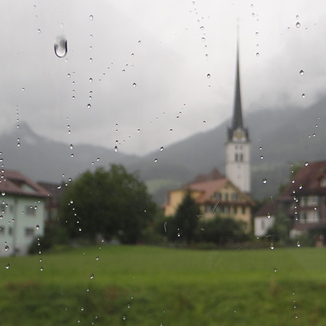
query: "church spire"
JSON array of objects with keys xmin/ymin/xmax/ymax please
[
  {"xmin": 227, "ymin": 39, "xmax": 249, "ymax": 141},
  {"xmin": 232, "ymin": 43, "xmax": 243, "ymax": 130}
]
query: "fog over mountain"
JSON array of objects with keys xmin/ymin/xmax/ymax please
[{"xmin": 1, "ymin": 97, "xmax": 325, "ymax": 204}]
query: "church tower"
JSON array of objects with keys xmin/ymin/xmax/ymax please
[{"xmin": 225, "ymin": 44, "xmax": 251, "ymax": 193}]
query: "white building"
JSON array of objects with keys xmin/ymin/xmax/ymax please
[{"xmin": 0, "ymin": 170, "xmax": 49, "ymax": 256}]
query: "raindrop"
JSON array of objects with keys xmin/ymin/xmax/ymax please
[
  {"xmin": 294, "ymin": 314, "xmax": 298, "ymax": 319},
  {"xmin": 267, "ymin": 212, "xmax": 271, "ymax": 219},
  {"xmin": 70, "ymin": 144, "xmax": 73, "ymax": 150},
  {"xmin": 90, "ymin": 273, "xmax": 94, "ymax": 279},
  {"xmin": 160, "ymin": 146, "xmax": 164, "ymax": 151},
  {"xmin": 137, "ymin": 128, "xmax": 140, "ymax": 132},
  {"xmin": 201, "ymin": 37, "xmax": 206, "ymax": 42},
  {"xmin": 36, "ymin": 225, "xmax": 40, "ymax": 229},
  {"xmin": 87, "ymin": 104, "xmax": 91, "ymax": 109},
  {"xmin": 5, "ymin": 263, "xmax": 10, "ymax": 270},
  {"xmin": 131, "ymin": 52, "xmax": 134, "ymax": 56},
  {"xmin": 89, "ymin": 58, "xmax": 93, "ymax": 63},
  {"xmin": 89, "ymin": 78, "xmax": 93, "ymax": 83},
  {"xmin": 256, "ymin": 52, "xmax": 259, "ymax": 57},
  {"xmin": 255, "ymin": 31, "xmax": 259, "ymax": 36},
  {"xmin": 114, "ymin": 146, "xmax": 118, "ymax": 152},
  {"xmin": 37, "ymin": 29, "xmax": 41, "ymax": 34},
  {"xmin": 89, "ymin": 15, "xmax": 94, "ymax": 21},
  {"xmin": 296, "ymin": 241, "xmax": 301, "ymax": 248},
  {"xmin": 81, "ymin": 307, "xmax": 84, "ymax": 311},
  {"xmin": 96, "ymin": 158, "xmax": 100, "ymax": 162},
  {"xmin": 177, "ymin": 233, "xmax": 181, "ymax": 238},
  {"xmin": 262, "ymin": 178, "xmax": 267, "ymax": 184},
  {"xmin": 270, "ymin": 243, "xmax": 274, "ymax": 250},
  {"xmin": 206, "ymin": 73, "xmax": 211, "ymax": 78},
  {"xmin": 273, "ymin": 268, "xmax": 277, "ymax": 272},
  {"xmin": 138, "ymin": 40, "xmax": 141, "ymax": 44},
  {"xmin": 260, "ymin": 155, "xmax": 264, "ymax": 160},
  {"xmin": 70, "ymin": 154, "xmax": 74, "ymax": 158},
  {"xmin": 295, "ymin": 22, "xmax": 301, "ymax": 28},
  {"xmin": 122, "ymin": 316, "xmax": 126, "ymax": 321},
  {"xmin": 299, "ymin": 70, "xmax": 304, "ymax": 76},
  {"xmin": 304, "ymin": 161, "xmax": 309, "ymax": 166},
  {"xmin": 200, "ymin": 26, "xmax": 205, "ymax": 30},
  {"xmin": 1, "ymin": 192, "xmax": 5, "ymax": 196},
  {"xmin": 169, "ymin": 129, "xmax": 173, "ymax": 132},
  {"xmin": 40, "ymin": 267, "xmax": 44, "ymax": 271},
  {"xmin": 95, "ymin": 256, "xmax": 99, "ymax": 261},
  {"xmin": 54, "ymin": 38, "xmax": 68, "ymax": 58},
  {"xmin": 132, "ymin": 82, "xmax": 137, "ymax": 87},
  {"xmin": 154, "ymin": 158, "xmax": 158, "ymax": 163},
  {"xmin": 302, "ymin": 93, "xmax": 305, "ymax": 98}
]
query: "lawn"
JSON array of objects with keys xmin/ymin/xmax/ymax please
[{"xmin": 1, "ymin": 245, "xmax": 326, "ymax": 325}]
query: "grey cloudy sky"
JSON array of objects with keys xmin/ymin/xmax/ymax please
[{"xmin": 1, "ymin": 0, "xmax": 325, "ymax": 156}]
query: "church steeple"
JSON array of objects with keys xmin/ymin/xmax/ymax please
[
  {"xmin": 227, "ymin": 42, "xmax": 249, "ymax": 141},
  {"xmin": 225, "ymin": 39, "xmax": 251, "ymax": 193}
]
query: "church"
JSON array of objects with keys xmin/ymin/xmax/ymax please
[{"xmin": 164, "ymin": 46, "xmax": 255, "ymax": 231}]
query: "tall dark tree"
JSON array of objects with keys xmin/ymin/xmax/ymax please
[
  {"xmin": 59, "ymin": 165, "xmax": 157, "ymax": 244},
  {"xmin": 174, "ymin": 191, "xmax": 200, "ymax": 244}
]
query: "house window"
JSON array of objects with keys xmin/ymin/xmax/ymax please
[
  {"xmin": 307, "ymin": 211, "xmax": 319, "ymax": 223},
  {"xmin": 25, "ymin": 228, "xmax": 35, "ymax": 237},
  {"xmin": 235, "ymin": 153, "xmax": 238, "ymax": 162},
  {"xmin": 300, "ymin": 212, "xmax": 307, "ymax": 223},
  {"xmin": 239, "ymin": 153, "xmax": 243, "ymax": 162},
  {"xmin": 214, "ymin": 192, "xmax": 221, "ymax": 200},
  {"xmin": 321, "ymin": 178, "xmax": 326, "ymax": 187},
  {"xmin": 261, "ymin": 220, "xmax": 265, "ymax": 230},
  {"xmin": 25, "ymin": 206, "xmax": 36, "ymax": 216},
  {"xmin": 242, "ymin": 206, "xmax": 246, "ymax": 214},
  {"xmin": 231, "ymin": 193, "xmax": 238, "ymax": 201},
  {"xmin": 225, "ymin": 193, "xmax": 229, "ymax": 201}
]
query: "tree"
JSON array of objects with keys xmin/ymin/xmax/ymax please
[
  {"xmin": 174, "ymin": 191, "xmax": 200, "ymax": 244},
  {"xmin": 198, "ymin": 215, "xmax": 248, "ymax": 246},
  {"xmin": 59, "ymin": 165, "xmax": 157, "ymax": 244}
]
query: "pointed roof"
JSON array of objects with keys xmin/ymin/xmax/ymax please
[{"xmin": 227, "ymin": 40, "xmax": 249, "ymax": 141}]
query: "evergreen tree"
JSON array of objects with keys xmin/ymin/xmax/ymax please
[{"xmin": 174, "ymin": 191, "xmax": 200, "ymax": 244}]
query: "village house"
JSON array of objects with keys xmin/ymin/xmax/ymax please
[
  {"xmin": 254, "ymin": 161, "xmax": 326, "ymax": 240},
  {"xmin": 0, "ymin": 170, "xmax": 50, "ymax": 256},
  {"xmin": 165, "ymin": 169, "xmax": 255, "ymax": 231}
]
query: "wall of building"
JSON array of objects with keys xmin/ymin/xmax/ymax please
[{"xmin": 0, "ymin": 196, "xmax": 45, "ymax": 256}]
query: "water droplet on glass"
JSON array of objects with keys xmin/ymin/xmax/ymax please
[
  {"xmin": 296, "ymin": 241, "xmax": 301, "ymax": 248},
  {"xmin": 154, "ymin": 158, "xmax": 158, "ymax": 163},
  {"xmin": 270, "ymin": 243, "xmax": 274, "ymax": 250},
  {"xmin": 89, "ymin": 15, "xmax": 94, "ymax": 20},
  {"xmin": 302, "ymin": 93, "xmax": 305, "ymax": 98},
  {"xmin": 114, "ymin": 146, "xmax": 118, "ymax": 152},
  {"xmin": 37, "ymin": 29, "xmax": 41, "ymax": 34},
  {"xmin": 295, "ymin": 22, "xmax": 301, "ymax": 28},
  {"xmin": 304, "ymin": 161, "xmax": 309, "ymax": 166},
  {"xmin": 81, "ymin": 307, "xmax": 84, "ymax": 311},
  {"xmin": 90, "ymin": 273, "xmax": 94, "ymax": 279},
  {"xmin": 201, "ymin": 37, "xmax": 206, "ymax": 42},
  {"xmin": 260, "ymin": 155, "xmax": 264, "ymax": 160},
  {"xmin": 169, "ymin": 129, "xmax": 173, "ymax": 132},
  {"xmin": 5, "ymin": 263, "xmax": 10, "ymax": 269},
  {"xmin": 299, "ymin": 70, "xmax": 304, "ymax": 76},
  {"xmin": 122, "ymin": 316, "xmax": 126, "ymax": 321},
  {"xmin": 273, "ymin": 268, "xmax": 277, "ymax": 272},
  {"xmin": 87, "ymin": 104, "xmax": 91, "ymax": 109},
  {"xmin": 89, "ymin": 78, "xmax": 93, "ymax": 83},
  {"xmin": 36, "ymin": 225, "xmax": 40, "ymax": 229},
  {"xmin": 54, "ymin": 38, "xmax": 68, "ymax": 58},
  {"xmin": 160, "ymin": 146, "xmax": 164, "ymax": 151},
  {"xmin": 138, "ymin": 40, "xmax": 141, "ymax": 44},
  {"xmin": 256, "ymin": 52, "xmax": 259, "ymax": 57},
  {"xmin": 255, "ymin": 31, "xmax": 259, "ymax": 36},
  {"xmin": 206, "ymin": 73, "xmax": 211, "ymax": 78},
  {"xmin": 177, "ymin": 233, "xmax": 181, "ymax": 238},
  {"xmin": 1, "ymin": 192, "xmax": 5, "ymax": 197},
  {"xmin": 95, "ymin": 256, "xmax": 99, "ymax": 261},
  {"xmin": 40, "ymin": 267, "xmax": 44, "ymax": 271},
  {"xmin": 89, "ymin": 58, "xmax": 93, "ymax": 63},
  {"xmin": 267, "ymin": 212, "xmax": 271, "ymax": 219},
  {"xmin": 294, "ymin": 314, "xmax": 298, "ymax": 319},
  {"xmin": 262, "ymin": 178, "xmax": 267, "ymax": 184},
  {"xmin": 132, "ymin": 82, "xmax": 137, "ymax": 87},
  {"xmin": 70, "ymin": 153, "xmax": 74, "ymax": 158}
]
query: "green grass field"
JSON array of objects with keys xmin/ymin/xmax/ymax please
[{"xmin": 1, "ymin": 245, "xmax": 326, "ymax": 326}]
